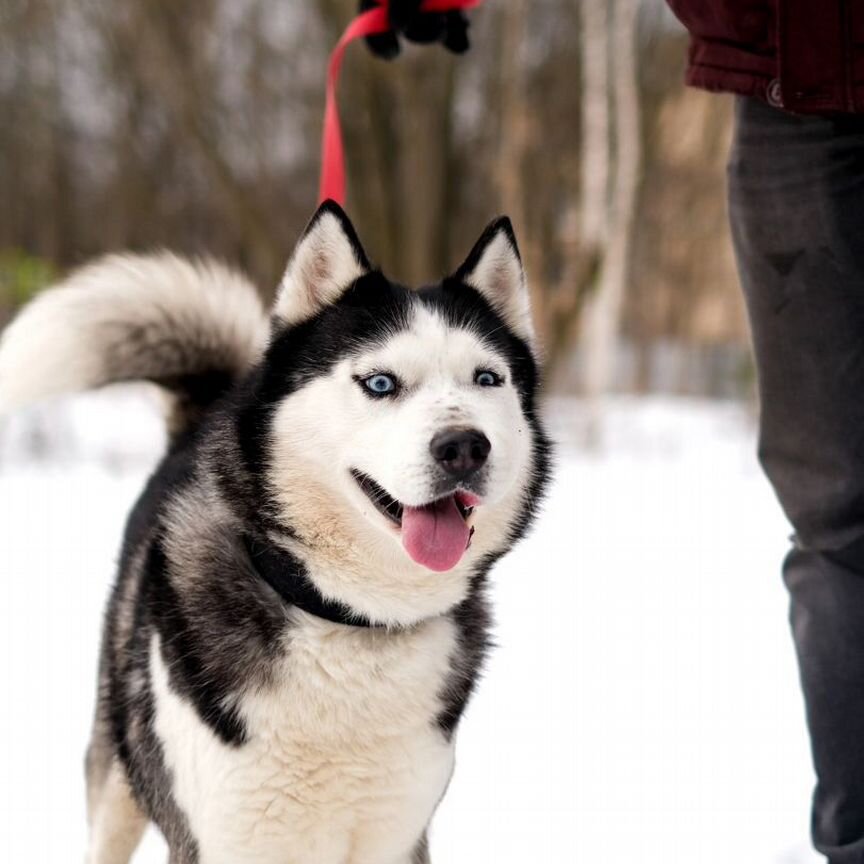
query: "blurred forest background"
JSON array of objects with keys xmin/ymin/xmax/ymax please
[{"xmin": 0, "ymin": 0, "xmax": 748, "ymax": 396}]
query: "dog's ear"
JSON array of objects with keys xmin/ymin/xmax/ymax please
[
  {"xmin": 454, "ymin": 217, "xmax": 535, "ymax": 346},
  {"xmin": 274, "ymin": 200, "xmax": 370, "ymax": 325}
]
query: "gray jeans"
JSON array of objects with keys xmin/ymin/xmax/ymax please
[{"xmin": 729, "ymin": 95, "xmax": 864, "ymax": 863}]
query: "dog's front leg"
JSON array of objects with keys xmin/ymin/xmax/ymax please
[{"xmin": 85, "ymin": 759, "xmax": 147, "ymax": 864}]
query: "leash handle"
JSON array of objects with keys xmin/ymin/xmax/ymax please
[{"xmin": 319, "ymin": 0, "xmax": 485, "ymax": 205}]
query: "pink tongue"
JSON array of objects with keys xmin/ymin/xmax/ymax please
[{"xmin": 401, "ymin": 496, "xmax": 470, "ymax": 572}]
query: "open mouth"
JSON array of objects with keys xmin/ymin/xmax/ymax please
[
  {"xmin": 351, "ymin": 469, "xmax": 478, "ymax": 572},
  {"xmin": 351, "ymin": 470, "xmax": 476, "ymax": 526}
]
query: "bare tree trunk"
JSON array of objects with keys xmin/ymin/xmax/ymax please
[
  {"xmin": 395, "ymin": 52, "xmax": 457, "ymax": 284},
  {"xmin": 579, "ymin": 0, "xmax": 610, "ymax": 252},
  {"xmin": 546, "ymin": 0, "xmax": 610, "ymax": 382},
  {"xmin": 498, "ymin": 0, "xmax": 528, "ymax": 230},
  {"xmin": 579, "ymin": 0, "xmax": 642, "ymax": 440},
  {"xmin": 497, "ymin": 0, "xmax": 551, "ymax": 340}
]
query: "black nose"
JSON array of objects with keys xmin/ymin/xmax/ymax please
[{"xmin": 430, "ymin": 428, "xmax": 491, "ymax": 478}]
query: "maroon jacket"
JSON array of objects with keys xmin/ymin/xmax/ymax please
[{"xmin": 668, "ymin": 1, "xmax": 864, "ymax": 114}]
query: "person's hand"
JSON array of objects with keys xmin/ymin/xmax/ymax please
[{"xmin": 360, "ymin": 0, "xmax": 470, "ymax": 61}]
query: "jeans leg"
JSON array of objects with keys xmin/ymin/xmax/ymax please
[{"xmin": 728, "ymin": 96, "xmax": 864, "ymax": 863}]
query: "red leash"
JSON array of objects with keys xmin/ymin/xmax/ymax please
[{"xmin": 319, "ymin": 0, "xmax": 485, "ymax": 205}]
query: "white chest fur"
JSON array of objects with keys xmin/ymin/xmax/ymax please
[{"xmin": 150, "ymin": 613, "xmax": 458, "ymax": 864}]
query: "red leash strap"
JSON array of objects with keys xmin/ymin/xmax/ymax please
[{"xmin": 319, "ymin": 0, "xmax": 485, "ymax": 205}]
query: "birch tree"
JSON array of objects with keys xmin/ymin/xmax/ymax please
[{"xmin": 578, "ymin": 0, "xmax": 642, "ymax": 438}]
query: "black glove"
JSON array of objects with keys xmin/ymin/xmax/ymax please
[{"xmin": 360, "ymin": 0, "xmax": 470, "ymax": 61}]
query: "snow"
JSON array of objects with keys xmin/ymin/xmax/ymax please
[{"xmin": 0, "ymin": 389, "xmax": 823, "ymax": 863}]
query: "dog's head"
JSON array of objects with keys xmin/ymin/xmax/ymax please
[{"xmin": 243, "ymin": 202, "xmax": 550, "ymax": 625}]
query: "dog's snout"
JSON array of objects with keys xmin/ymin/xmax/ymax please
[{"xmin": 430, "ymin": 427, "xmax": 491, "ymax": 478}]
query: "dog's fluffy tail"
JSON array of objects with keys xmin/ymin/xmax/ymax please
[{"xmin": 0, "ymin": 253, "xmax": 268, "ymax": 431}]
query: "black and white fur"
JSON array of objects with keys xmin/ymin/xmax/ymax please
[{"xmin": 0, "ymin": 202, "xmax": 551, "ymax": 864}]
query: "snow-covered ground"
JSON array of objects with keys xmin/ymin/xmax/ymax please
[{"xmin": 0, "ymin": 389, "xmax": 822, "ymax": 864}]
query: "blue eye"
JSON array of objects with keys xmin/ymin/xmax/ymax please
[
  {"xmin": 475, "ymin": 370, "xmax": 502, "ymax": 387},
  {"xmin": 363, "ymin": 373, "xmax": 398, "ymax": 396}
]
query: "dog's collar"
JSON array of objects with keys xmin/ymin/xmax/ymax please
[{"xmin": 242, "ymin": 533, "xmax": 384, "ymax": 629}]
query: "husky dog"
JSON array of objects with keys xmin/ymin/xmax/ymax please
[{"xmin": 0, "ymin": 202, "xmax": 551, "ymax": 864}]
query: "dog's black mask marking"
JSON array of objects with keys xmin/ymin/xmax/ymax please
[{"xmin": 236, "ymin": 268, "xmax": 540, "ymax": 480}]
